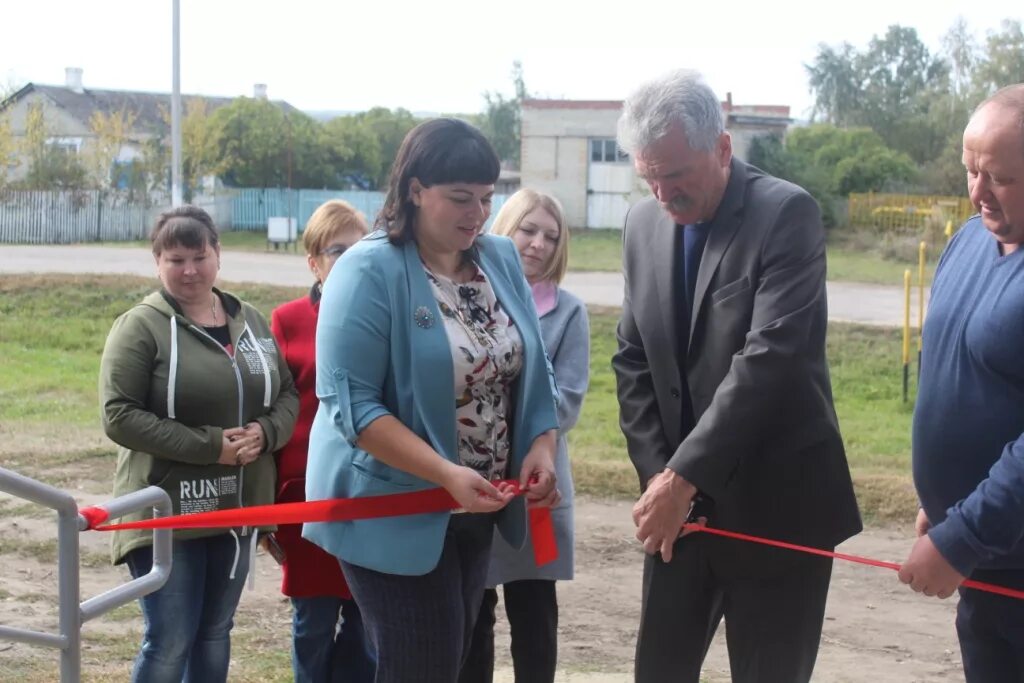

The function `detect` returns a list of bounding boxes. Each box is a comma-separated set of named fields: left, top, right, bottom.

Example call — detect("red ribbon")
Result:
left=684, top=523, right=1024, bottom=601
left=80, top=480, right=558, bottom=567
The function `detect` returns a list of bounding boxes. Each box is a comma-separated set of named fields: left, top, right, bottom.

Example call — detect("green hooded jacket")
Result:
left=99, top=289, right=298, bottom=564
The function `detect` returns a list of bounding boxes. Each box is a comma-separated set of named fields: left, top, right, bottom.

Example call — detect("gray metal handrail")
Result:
left=0, top=466, right=172, bottom=682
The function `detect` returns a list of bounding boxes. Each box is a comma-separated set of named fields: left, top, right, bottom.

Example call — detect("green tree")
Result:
left=207, top=98, right=326, bottom=188
left=0, top=113, right=15, bottom=190
left=972, top=19, right=1024, bottom=97
left=358, top=107, right=419, bottom=188
left=747, top=134, right=791, bottom=179
left=86, top=107, right=137, bottom=191
left=180, top=98, right=219, bottom=201
left=806, top=25, right=950, bottom=163
left=322, top=115, right=383, bottom=188
left=751, top=124, right=917, bottom=225
left=478, top=60, right=527, bottom=167
left=20, top=103, right=88, bottom=190
left=805, top=43, right=861, bottom=126
left=942, top=17, right=978, bottom=104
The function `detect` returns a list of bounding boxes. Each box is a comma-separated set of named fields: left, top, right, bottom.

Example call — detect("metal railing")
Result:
left=0, top=466, right=172, bottom=682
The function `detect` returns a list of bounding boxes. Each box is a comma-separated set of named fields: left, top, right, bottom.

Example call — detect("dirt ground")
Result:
left=1, top=452, right=962, bottom=683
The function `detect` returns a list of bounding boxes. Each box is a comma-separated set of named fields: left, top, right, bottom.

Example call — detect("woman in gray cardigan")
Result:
left=462, top=189, right=591, bottom=683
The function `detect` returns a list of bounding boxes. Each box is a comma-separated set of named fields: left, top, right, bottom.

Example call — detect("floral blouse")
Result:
left=424, top=264, right=523, bottom=480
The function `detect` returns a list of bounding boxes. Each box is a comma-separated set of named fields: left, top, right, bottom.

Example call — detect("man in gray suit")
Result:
left=612, top=69, right=862, bottom=683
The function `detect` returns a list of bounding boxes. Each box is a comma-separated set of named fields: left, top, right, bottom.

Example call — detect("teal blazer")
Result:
left=303, top=231, right=559, bottom=575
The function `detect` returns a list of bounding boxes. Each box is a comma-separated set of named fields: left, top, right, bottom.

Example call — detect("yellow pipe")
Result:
left=903, top=269, right=911, bottom=365
left=918, top=241, right=926, bottom=352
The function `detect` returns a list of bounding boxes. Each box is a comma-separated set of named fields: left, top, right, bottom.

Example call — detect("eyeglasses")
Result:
left=319, top=244, right=349, bottom=260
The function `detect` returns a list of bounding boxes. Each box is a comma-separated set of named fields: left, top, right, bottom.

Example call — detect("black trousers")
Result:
left=956, top=569, right=1024, bottom=683
left=635, top=533, right=833, bottom=683
left=340, top=514, right=494, bottom=683
left=460, top=579, right=558, bottom=683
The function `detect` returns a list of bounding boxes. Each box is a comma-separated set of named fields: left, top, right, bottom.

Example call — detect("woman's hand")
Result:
left=218, top=427, right=260, bottom=466
left=519, top=430, right=560, bottom=508
left=243, top=421, right=266, bottom=453
left=441, top=463, right=514, bottom=513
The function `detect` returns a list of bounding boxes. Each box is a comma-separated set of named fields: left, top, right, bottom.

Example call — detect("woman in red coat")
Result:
left=266, top=199, right=373, bottom=683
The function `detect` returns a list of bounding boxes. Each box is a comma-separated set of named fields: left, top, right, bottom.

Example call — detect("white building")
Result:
left=520, top=95, right=792, bottom=229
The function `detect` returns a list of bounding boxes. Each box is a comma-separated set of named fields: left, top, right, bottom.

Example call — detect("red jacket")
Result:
left=271, top=291, right=350, bottom=598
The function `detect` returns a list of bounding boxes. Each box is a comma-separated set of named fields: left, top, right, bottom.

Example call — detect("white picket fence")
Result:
left=0, top=191, right=240, bottom=244
left=0, top=191, right=153, bottom=244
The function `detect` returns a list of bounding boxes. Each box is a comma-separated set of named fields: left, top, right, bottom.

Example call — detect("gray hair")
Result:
left=617, top=69, right=724, bottom=156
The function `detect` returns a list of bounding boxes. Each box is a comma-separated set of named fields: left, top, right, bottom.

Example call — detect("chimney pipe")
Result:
left=65, top=67, right=84, bottom=94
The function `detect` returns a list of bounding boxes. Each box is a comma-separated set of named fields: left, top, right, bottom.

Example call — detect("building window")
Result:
left=590, top=138, right=628, bottom=163
left=46, top=137, right=83, bottom=156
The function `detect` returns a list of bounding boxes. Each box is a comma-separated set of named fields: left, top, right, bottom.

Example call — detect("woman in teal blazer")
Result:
left=303, top=118, right=559, bottom=683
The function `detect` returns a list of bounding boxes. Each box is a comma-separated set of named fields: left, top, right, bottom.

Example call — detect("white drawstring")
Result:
left=167, top=317, right=179, bottom=419
left=247, top=530, right=258, bottom=591
left=228, top=529, right=241, bottom=580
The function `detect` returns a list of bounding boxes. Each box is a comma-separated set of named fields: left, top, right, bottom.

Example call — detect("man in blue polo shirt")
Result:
left=900, top=83, right=1024, bottom=682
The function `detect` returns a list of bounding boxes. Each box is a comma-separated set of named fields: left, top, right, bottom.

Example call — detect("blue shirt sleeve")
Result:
left=315, top=247, right=393, bottom=444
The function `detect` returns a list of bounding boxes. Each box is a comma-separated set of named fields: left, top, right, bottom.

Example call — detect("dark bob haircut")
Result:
left=150, top=205, right=220, bottom=256
left=376, top=118, right=501, bottom=244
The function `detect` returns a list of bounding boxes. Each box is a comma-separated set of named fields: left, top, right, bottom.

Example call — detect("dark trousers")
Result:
left=460, top=579, right=558, bottom=683
left=635, top=533, right=833, bottom=683
left=956, top=569, right=1024, bottom=683
left=340, top=514, right=494, bottom=683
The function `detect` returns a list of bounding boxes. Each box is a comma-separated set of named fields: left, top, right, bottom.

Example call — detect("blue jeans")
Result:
left=125, top=532, right=251, bottom=683
left=292, top=596, right=375, bottom=683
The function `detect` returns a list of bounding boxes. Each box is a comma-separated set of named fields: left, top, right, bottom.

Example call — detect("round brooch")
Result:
left=414, top=306, right=435, bottom=329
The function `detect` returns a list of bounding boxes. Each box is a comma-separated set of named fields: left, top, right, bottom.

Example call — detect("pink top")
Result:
left=531, top=280, right=558, bottom=318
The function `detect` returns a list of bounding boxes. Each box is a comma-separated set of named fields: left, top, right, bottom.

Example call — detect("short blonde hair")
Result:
left=302, top=200, right=369, bottom=257
left=490, top=189, right=570, bottom=284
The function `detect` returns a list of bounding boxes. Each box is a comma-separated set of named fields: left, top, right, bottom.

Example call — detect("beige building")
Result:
left=520, top=95, right=791, bottom=229
left=0, top=68, right=298, bottom=186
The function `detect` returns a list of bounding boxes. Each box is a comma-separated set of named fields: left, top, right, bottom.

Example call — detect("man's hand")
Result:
left=632, top=469, right=697, bottom=562
left=898, top=533, right=965, bottom=599
left=914, top=508, right=930, bottom=537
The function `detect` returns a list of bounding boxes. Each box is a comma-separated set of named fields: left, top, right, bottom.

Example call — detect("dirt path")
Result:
left=1, top=484, right=960, bottom=682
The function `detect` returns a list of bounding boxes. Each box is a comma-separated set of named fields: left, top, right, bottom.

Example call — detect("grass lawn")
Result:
left=567, top=228, right=622, bottom=271
left=557, top=226, right=937, bottom=287
left=1, top=274, right=918, bottom=523
left=826, top=243, right=936, bottom=287
left=102, top=229, right=280, bottom=253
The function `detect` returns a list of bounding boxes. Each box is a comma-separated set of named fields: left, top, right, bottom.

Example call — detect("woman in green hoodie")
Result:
left=99, top=205, right=299, bottom=683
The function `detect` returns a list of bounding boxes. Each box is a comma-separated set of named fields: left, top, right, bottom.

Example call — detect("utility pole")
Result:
left=170, top=0, right=183, bottom=207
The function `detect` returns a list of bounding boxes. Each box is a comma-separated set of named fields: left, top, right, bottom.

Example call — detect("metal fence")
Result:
left=229, top=188, right=508, bottom=233
left=0, top=467, right=172, bottom=682
left=0, top=191, right=154, bottom=244
left=0, top=188, right=510, bottom=244
left=848, top=192, right=974, bottom=233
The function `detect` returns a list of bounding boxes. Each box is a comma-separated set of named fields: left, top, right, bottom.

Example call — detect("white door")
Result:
left=586, top=139, right=633, bottom=229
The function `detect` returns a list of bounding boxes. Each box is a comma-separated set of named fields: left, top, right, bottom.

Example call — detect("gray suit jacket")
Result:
left=613, top=159, right=861, bottom=548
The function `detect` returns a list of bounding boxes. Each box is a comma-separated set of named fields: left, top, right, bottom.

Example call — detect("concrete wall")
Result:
left=729, top=123, right=787, bottom=162
left=521, top=102, right=792, bottom=229
left=521, top=106, right=623, bottom=229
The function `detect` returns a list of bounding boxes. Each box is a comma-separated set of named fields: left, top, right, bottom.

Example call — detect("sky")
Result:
left=2, top=0, right=1022, bottom=120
